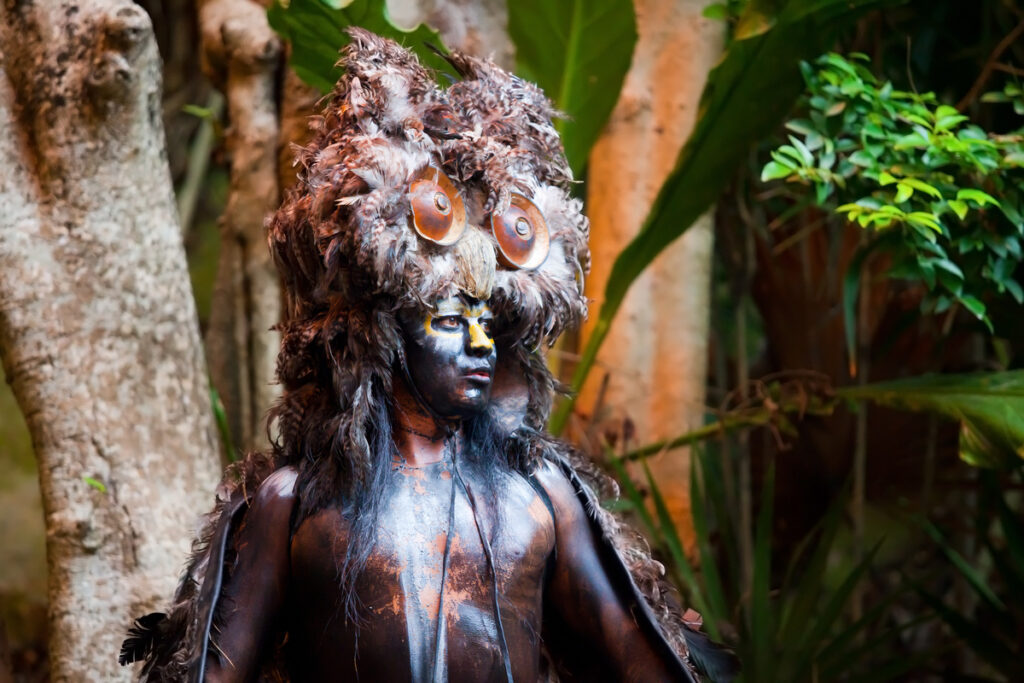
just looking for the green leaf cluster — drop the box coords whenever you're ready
[762,53,1024,331]
[981,80,1024,117]
[839,370,1024,469]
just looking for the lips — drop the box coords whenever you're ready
[462,367,493,383]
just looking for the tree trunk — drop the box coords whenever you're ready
[579,0,724,544]
[0,2,221,680]
[199,0,283,454]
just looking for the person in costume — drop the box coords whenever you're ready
[119,28,738,682]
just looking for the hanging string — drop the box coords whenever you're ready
[452,457,514,683]
[430,433,458,683]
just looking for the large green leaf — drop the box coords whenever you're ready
[549,0,906,435]
[839,371,1024,468]
[507,0,636,176]
[267,0,448,94]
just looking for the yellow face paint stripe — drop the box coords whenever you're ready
[423,312,443,338]
[423,298,494,347]
[468,322,495,350]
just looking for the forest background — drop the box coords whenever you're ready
[1,0,1022,680]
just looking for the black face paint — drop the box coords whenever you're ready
[400,295,497,419]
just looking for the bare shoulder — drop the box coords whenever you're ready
[246,465,299,519]
[531,458,587,524]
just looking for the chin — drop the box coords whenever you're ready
[450,395,490,418]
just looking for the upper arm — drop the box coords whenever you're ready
[534,460,688,683]
[204,466,298,683]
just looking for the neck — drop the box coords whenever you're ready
[391,377,459,467]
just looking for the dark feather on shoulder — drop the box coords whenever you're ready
[119,612,167,666]
[683,625,741,682]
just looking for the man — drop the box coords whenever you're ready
[120,28,736,682]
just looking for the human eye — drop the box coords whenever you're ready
[434,315,462,331]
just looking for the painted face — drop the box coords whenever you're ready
[400,295,497,419]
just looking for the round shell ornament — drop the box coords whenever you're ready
[490,194,550,270]
[409,166,467,246]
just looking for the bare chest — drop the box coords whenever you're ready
[287,461,555,682]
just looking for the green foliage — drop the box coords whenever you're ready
[702,3,732,21]
[182,103,219,124]
[609,447,915,681]
[839,371,1024,469]
[508,0,636,177]
[612,369,1024,471]
[981,80,1024,117]
[267,0,448,93]
[762,53,1024,336]
[550,0,907,435]
[918,471,1024,680]
[701,0,752,40]
[186,168,226,326]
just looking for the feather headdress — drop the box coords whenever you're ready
[267,28,590,514]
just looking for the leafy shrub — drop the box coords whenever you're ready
[607,448,916,682]
[919,469,1024,680]
[762,53,1024,331]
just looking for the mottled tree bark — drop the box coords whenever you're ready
[0,2,221,680]
[580,0,724,543]
[199,0,283,454]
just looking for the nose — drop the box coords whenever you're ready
[466,321,495,356]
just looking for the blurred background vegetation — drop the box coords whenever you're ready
[2,0,1023,680]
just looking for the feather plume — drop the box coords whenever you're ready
[118,612,166,666]
[683,626,742,682]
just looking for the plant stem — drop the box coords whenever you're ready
[622,411,773,461]
[851,248,871,622]
[550,315,610,436]
[921,414,937,511]
[713,323,740,544]
[737,223,755,605]
[956,18,1024,111]
[177,91,224,235]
